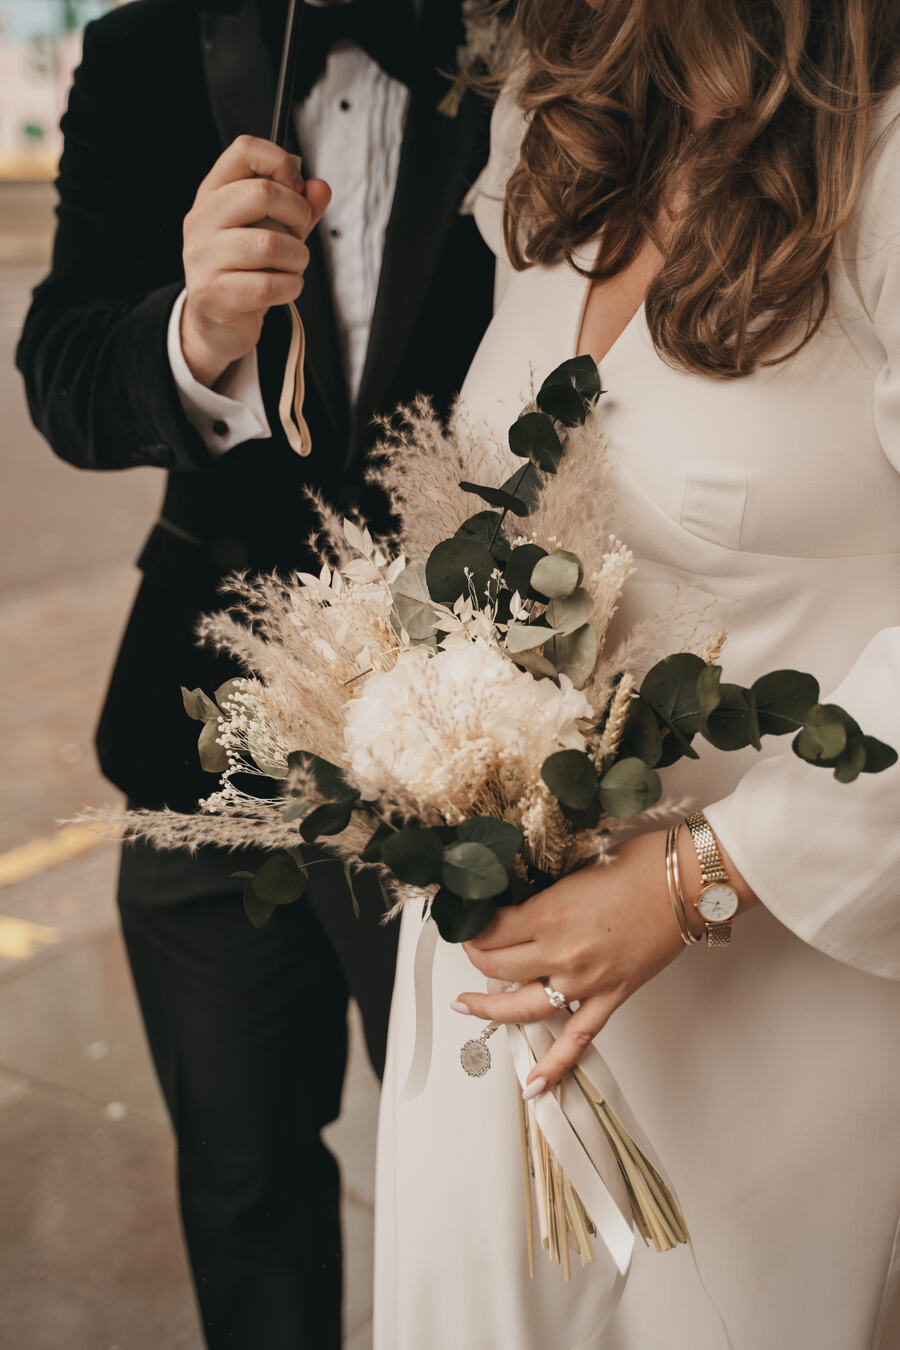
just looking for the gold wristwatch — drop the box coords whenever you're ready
[684,811,739,948]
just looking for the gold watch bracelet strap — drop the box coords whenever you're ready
[684,810,729,885]
[684,810,734,948]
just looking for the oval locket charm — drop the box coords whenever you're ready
[460,1038,492,1077]
[460,1021,500,1078]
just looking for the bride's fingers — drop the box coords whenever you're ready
[524,996,621,1093]
[452,979,562,1025]
[462,939,544,983]
[465,900,538,951]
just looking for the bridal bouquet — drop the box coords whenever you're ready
[112,355,895,1279]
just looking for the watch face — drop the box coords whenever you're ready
[697,884,739,923]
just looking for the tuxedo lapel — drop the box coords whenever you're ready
[351,6,482,456]
[199,3,274,144]
[199,2,351,447]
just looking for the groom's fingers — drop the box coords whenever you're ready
[205,134,304,194]
[525,996,620,1092]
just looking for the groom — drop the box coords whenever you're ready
[16,1,494,1346]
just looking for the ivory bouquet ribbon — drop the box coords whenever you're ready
[397,915,686,1277]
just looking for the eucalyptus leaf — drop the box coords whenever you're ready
[697,665,754,752]
[455,817,523,868]
[751,670,820,736]
[861,735,899,774]
[391,560,438,641]
[540,355,603,405]
[248,853,307,906]
[458,480,531,517]
[380,827,445,886]
[249,744,289,779]
[214,678,244,713]
[182,686,220,723]
[559,799,604,831]
[541,749,598,810]
[425,537,496,605]
[456,511,511,563]
[704,685,754,751]
[509,648,559,679]
[530,550,584,600]
[361,821,394,863]
[442,841,510,901]
[300,799,356,842]
[500,464,543,513]
[507,411,564,470]
[640,654,705,761]
[553,622,598,689]
[536,359,595,426]
[832,738,867,783]
[503,543,547,600]
[243,883,276,929]
[619,694,663,768]
[197,718,228,773]
[792,703,849,764]
[598,757,662,818]
[286,751,357,802]
[430,889,497,943]
[547,587,594,636]
[697,663,723,722]
[506,622,558,654]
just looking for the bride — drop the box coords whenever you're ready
[374,2,900,1347]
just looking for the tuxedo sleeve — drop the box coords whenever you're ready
[167,289,272,455]
[705,101,900,980]
[15,20,216,474]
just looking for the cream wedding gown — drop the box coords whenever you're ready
[372,87,900,1350]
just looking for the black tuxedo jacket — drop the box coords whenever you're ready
[17,0,494,811]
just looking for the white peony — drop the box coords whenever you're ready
[344,637,592,806]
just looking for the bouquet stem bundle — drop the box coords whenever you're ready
[513,1020,688,1281]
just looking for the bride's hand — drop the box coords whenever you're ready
[453,827,757,1096]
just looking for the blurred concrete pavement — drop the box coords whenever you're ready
[0,182,379,1350]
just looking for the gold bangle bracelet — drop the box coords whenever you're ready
[671,823,702,943]
[665,825,699,946]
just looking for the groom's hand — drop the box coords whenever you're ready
[181,135,331,389]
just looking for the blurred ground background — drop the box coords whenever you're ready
[0,178,379,1350]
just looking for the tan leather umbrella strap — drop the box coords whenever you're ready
[279,299,312,458]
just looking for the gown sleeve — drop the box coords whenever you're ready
[704,97,900,980]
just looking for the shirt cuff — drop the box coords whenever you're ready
[166,289,272,455]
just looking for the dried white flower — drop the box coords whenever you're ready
[344,636,592,809]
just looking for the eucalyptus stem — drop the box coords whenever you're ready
[489,461,532,552]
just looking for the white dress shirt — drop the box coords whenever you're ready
[168,37,409,455]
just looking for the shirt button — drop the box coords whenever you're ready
[340,99,351,111]
[329,227,342,239]
[212,419,229,437]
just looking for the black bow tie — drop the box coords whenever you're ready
[293,2,419,102]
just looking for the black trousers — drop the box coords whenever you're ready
[117,837,398,1350]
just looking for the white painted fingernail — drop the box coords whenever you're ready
[522,1077,548,1101]
[450,1000,472,1015]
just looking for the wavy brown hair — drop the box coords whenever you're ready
[500,0,900,377]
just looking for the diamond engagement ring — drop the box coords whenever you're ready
[541,978,569,1011]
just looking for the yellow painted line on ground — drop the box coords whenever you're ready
[0,822,118,890]
[0,915,63,961]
